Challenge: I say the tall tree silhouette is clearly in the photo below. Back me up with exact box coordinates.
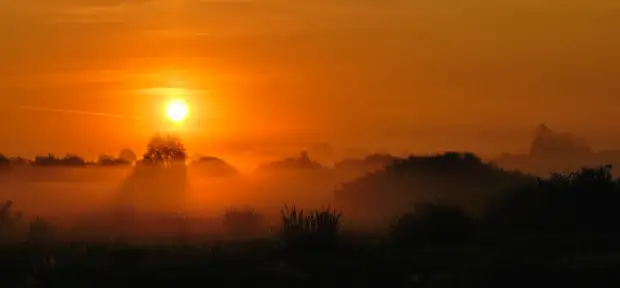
[116,134,189,216]
[141,134,187,166]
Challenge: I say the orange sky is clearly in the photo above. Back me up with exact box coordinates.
[1,0,619,164]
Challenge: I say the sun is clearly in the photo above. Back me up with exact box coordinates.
[166,99,189,123]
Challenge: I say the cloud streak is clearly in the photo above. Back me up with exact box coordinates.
[4,105,142,120]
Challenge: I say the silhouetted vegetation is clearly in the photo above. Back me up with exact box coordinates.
[141,134,187,166]
[390,202,474,247]
[222,207,264,239]
[32,154,86,167]
[486,165,620,234]
[3,146,620,286]
[0,201,22,242]
[333,153,399,172]
[0,154,9,167]
[98,154,131,166]
[530,124,592,156]
[0,150,138,169]
[9,157,29,166]
[28,217,56,243]
[117,134,188,214]
[494,124,620,176]
[254,151,324,174]
[334,152,534,225]
[189,156,241,178]
[280,206,341,248]
[118,148,138,164]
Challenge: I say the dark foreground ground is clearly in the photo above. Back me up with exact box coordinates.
[4,162,620,287]
[2,233,620,288]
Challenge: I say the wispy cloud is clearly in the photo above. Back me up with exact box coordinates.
[50,0,156,23]
[3,105,142,120]
[67,0,155,8]
[144,29,210,38]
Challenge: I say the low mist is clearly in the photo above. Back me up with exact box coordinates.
[2,124,620,244]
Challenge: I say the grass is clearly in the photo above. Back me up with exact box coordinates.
[280,205,342,248]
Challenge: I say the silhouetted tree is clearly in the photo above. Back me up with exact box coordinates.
[486,165,620,235]
[334,152,534,224]
[119,149,137,164]
[9,157,29,166]
[333,153,400,182]
[33,154,86,167]
[530,124,592,156]
[98,154,131,166]
[254,151,324,174]
[334,153,399,171]
[141,134,187,166]
[0,154,9,167]
[116,134,188,215]
[189,156,240,177]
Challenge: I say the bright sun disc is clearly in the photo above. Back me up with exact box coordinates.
[166,99,189,123]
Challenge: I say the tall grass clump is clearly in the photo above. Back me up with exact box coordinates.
[222,207,264,239]
[280,205,342,248]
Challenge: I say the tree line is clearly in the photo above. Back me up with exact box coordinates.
[0,148,138,168]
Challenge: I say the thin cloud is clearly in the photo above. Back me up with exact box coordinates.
[4,105,142,120]
[144,29,210,38]
[70,0,155,8]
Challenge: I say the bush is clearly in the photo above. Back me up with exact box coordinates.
[280,205,341,248]
[222,208,264,239]
[28,217,56,243]
[486,165,620,235]
[0,200,22,242]
[391,202,474,247]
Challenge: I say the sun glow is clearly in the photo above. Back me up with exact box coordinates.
[166,99,189,123]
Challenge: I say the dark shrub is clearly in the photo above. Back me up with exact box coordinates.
[0,154,9,167]
[222,207,264,239]
[334,152,534,224]
[33,154,86,167]
[0,200,22,242]
[28,217,56,243]
[391,202,474,247]
[487,165,620,235]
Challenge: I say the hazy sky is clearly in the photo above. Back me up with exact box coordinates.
[1,0,619,161]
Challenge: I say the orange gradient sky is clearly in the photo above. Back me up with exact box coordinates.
[1,0,619,163]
